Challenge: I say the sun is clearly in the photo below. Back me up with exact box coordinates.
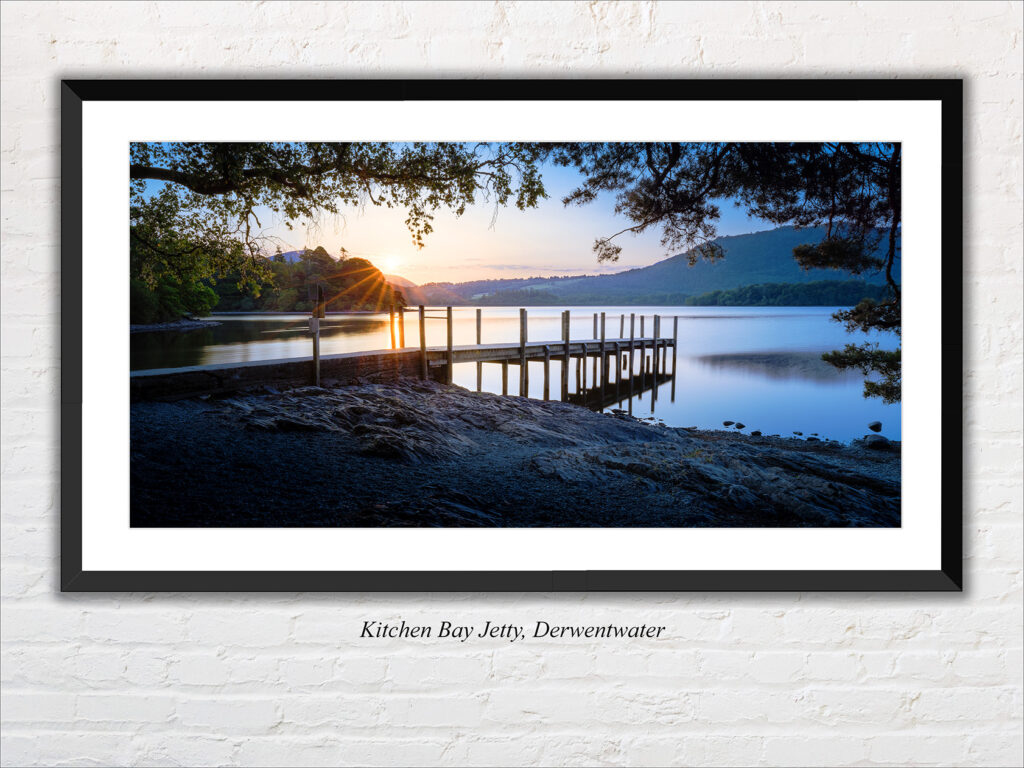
[380,254,401,274]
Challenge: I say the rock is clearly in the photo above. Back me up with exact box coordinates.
[868,421,882,432]
[793,431,803,436]
[750,431,762,436]
[810,432,818,436]
[734,423,745,429]
[863,434,890,450]
[806,436,820,442]
[722,421,734,427]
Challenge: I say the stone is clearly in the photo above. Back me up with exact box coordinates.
[722,421,734,426]
[734,423,745,429]
[750,430,762,436]
[793,431,803,436]
[863,434,890,450]
[868,421,882,432]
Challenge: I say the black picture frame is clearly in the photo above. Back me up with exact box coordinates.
[60,78,963,592]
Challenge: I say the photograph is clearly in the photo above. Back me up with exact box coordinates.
[128,139,903,529]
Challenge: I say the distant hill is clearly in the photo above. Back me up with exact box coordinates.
[417,226,900,306]
[384,274,418,289]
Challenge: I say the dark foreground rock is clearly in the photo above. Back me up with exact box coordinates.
[131,379,901,528]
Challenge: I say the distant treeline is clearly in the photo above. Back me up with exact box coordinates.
[684,280,892,307]
[131,247,406,323]
[472,288,692,306]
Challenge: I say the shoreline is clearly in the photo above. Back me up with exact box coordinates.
[130,318,222,334]
[131,378,900,528]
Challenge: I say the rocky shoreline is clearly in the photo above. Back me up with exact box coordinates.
[131,378,900,528]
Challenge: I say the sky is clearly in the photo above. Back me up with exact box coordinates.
[251,158,775,284]
[140,151,775,285]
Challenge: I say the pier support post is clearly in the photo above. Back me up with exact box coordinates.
[310,316,320,387]
[672,315,678,376]
[652,315,660,401]
[629,313,636,380]
[476,308,482,392]
[640,315,645,338]
[614,341,620,400]
[575,355,581,394]
[620,314,625,338]
[399,307,405,348]
[543,345,551,400]
[581,342,588,394]
[561,311,570,401]
[599,312,607,399]
[519,308,528,396]
[446,306,454,385]
[502,360,508,395]
[389,304,396,349]
[418,305,427,380]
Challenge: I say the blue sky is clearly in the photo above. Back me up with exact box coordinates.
[141,152,775,284]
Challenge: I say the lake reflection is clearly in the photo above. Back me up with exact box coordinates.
[131,306,900,442]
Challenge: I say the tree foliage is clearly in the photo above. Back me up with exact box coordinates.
[130,141,548,290]
[543,142,902,401]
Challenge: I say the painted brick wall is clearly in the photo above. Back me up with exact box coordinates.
[1,2,1021,766]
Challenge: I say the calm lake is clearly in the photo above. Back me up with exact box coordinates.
[131,306,901,442]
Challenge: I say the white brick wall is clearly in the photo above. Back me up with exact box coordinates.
[1,2,1021,765]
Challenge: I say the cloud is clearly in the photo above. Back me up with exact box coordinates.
[475,263,634,275]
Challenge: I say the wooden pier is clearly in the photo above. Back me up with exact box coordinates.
[407,306,677,403]
[132,307,679,405]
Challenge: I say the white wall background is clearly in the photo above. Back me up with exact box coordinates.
[1,2,1021,766]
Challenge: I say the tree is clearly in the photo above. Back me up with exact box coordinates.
[544,142,902,402]
[130,142,548,290]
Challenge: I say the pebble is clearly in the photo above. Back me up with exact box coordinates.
[868,421,882,432]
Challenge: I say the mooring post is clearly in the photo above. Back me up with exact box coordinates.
[599,312,607,398]
[476,308,482,392]
[519,308,528,396]
[398,307,406,348]
[619,313,625,338]
[418,305,427,380]
[561,310,570,401]
[501,360,508,395]
[310,315,321,387]
[389,304,396,349]
[592,312,598,339]
[640,315,645,338]
[575,355,581,394]
[543,345,551,401]
[446,306,454,385]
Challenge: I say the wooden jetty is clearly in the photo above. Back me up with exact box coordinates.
[132,306,679,405]
[407,306,677,404]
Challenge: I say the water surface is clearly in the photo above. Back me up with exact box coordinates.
[131,306,900,442]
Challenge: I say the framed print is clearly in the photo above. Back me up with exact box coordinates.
[60,78,962,591]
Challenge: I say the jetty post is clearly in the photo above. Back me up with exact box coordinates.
[672,315,678,375]
[476,308,482,392]
[543,345,551,400]
[446,306,454,384]
[501,360,508,395]
[629,313,636,380]
[592,312,598,339]
[418,305,427,380]
[575,355,581,394]
[561,310,570,401]
[519,308,528,396]
[398,306,405,348]
[614,341,621,400]
[389,304,397,349]
[640,315,645,338]
[599,312,607,398]
[619,313,625,338]
[310,316,320,387]
[652,315,660,401]
[581,342,588,393]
